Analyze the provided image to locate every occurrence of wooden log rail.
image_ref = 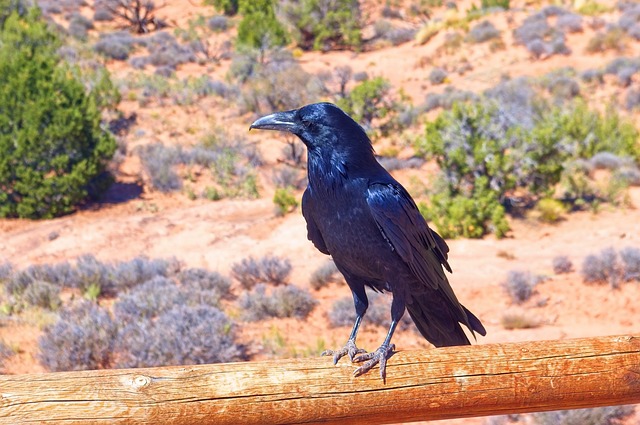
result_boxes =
[1,335,639,424]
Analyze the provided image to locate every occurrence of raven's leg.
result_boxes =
[322,285,368,364]
[353,294,405,379]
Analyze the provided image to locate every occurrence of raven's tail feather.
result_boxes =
[406,293,486,348]
[463,305,487,337]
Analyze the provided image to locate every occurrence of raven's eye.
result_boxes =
[301,119,312,128]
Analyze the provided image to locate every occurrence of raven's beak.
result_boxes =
[249,110,298,133]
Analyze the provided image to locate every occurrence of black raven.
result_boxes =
[250,102,486,379]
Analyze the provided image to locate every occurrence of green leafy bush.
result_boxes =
[416,101,515,238]
[481,0,509,9]
[546,100,639,162]
[205,0,239,16]
[416,82,640,238]
[0,0,30,25]
[237,0,288,49]
[279,0,362,51]
[273,187,298,216]
[0,7,117,218]
[586,27,626,53]
[336,77,409,139]
[419,179,509,239]
[534,198,566,223]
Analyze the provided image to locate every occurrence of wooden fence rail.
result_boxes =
[0,334,639,424]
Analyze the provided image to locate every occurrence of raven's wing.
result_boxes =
[366,183,487,340]
[302,188,329,255]
[366,182,451,289]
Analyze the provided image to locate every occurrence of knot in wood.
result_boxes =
[131,375,151,390]
[623,367,640,389]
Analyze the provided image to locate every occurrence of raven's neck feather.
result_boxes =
[307,149,346,195]
[306,141,381,195]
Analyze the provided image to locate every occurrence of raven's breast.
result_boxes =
[307,185,395,282]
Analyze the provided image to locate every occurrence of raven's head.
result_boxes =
[249,103,371,154]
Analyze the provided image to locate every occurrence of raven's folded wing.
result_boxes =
[366,183,452,289]
[367,182,486,339]
[302,188,330,255]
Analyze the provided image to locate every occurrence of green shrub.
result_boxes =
[205,0,239,16]
[559,160,597,204]
[0,0,30,26]
[586,27,627,53]
[577,0,613,16]
[0,7,117,218]
[417,101,515,196]
[278,0,362,51]
[481,0,509,9]
[541,100,639,162]
[416,101,514,238]
[237,0,288,49]
[534,198,566,223]
[416,85,640,238]
[336,77,408,139]
[420,178,509,239]
[273,187,298,216]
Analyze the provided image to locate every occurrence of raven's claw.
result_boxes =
[322,339,366,364]
[353,343,395,379]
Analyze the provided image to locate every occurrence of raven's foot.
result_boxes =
[353,343,395,379]
[321,339,366,365]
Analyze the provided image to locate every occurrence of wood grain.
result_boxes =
[1,335,639,424]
